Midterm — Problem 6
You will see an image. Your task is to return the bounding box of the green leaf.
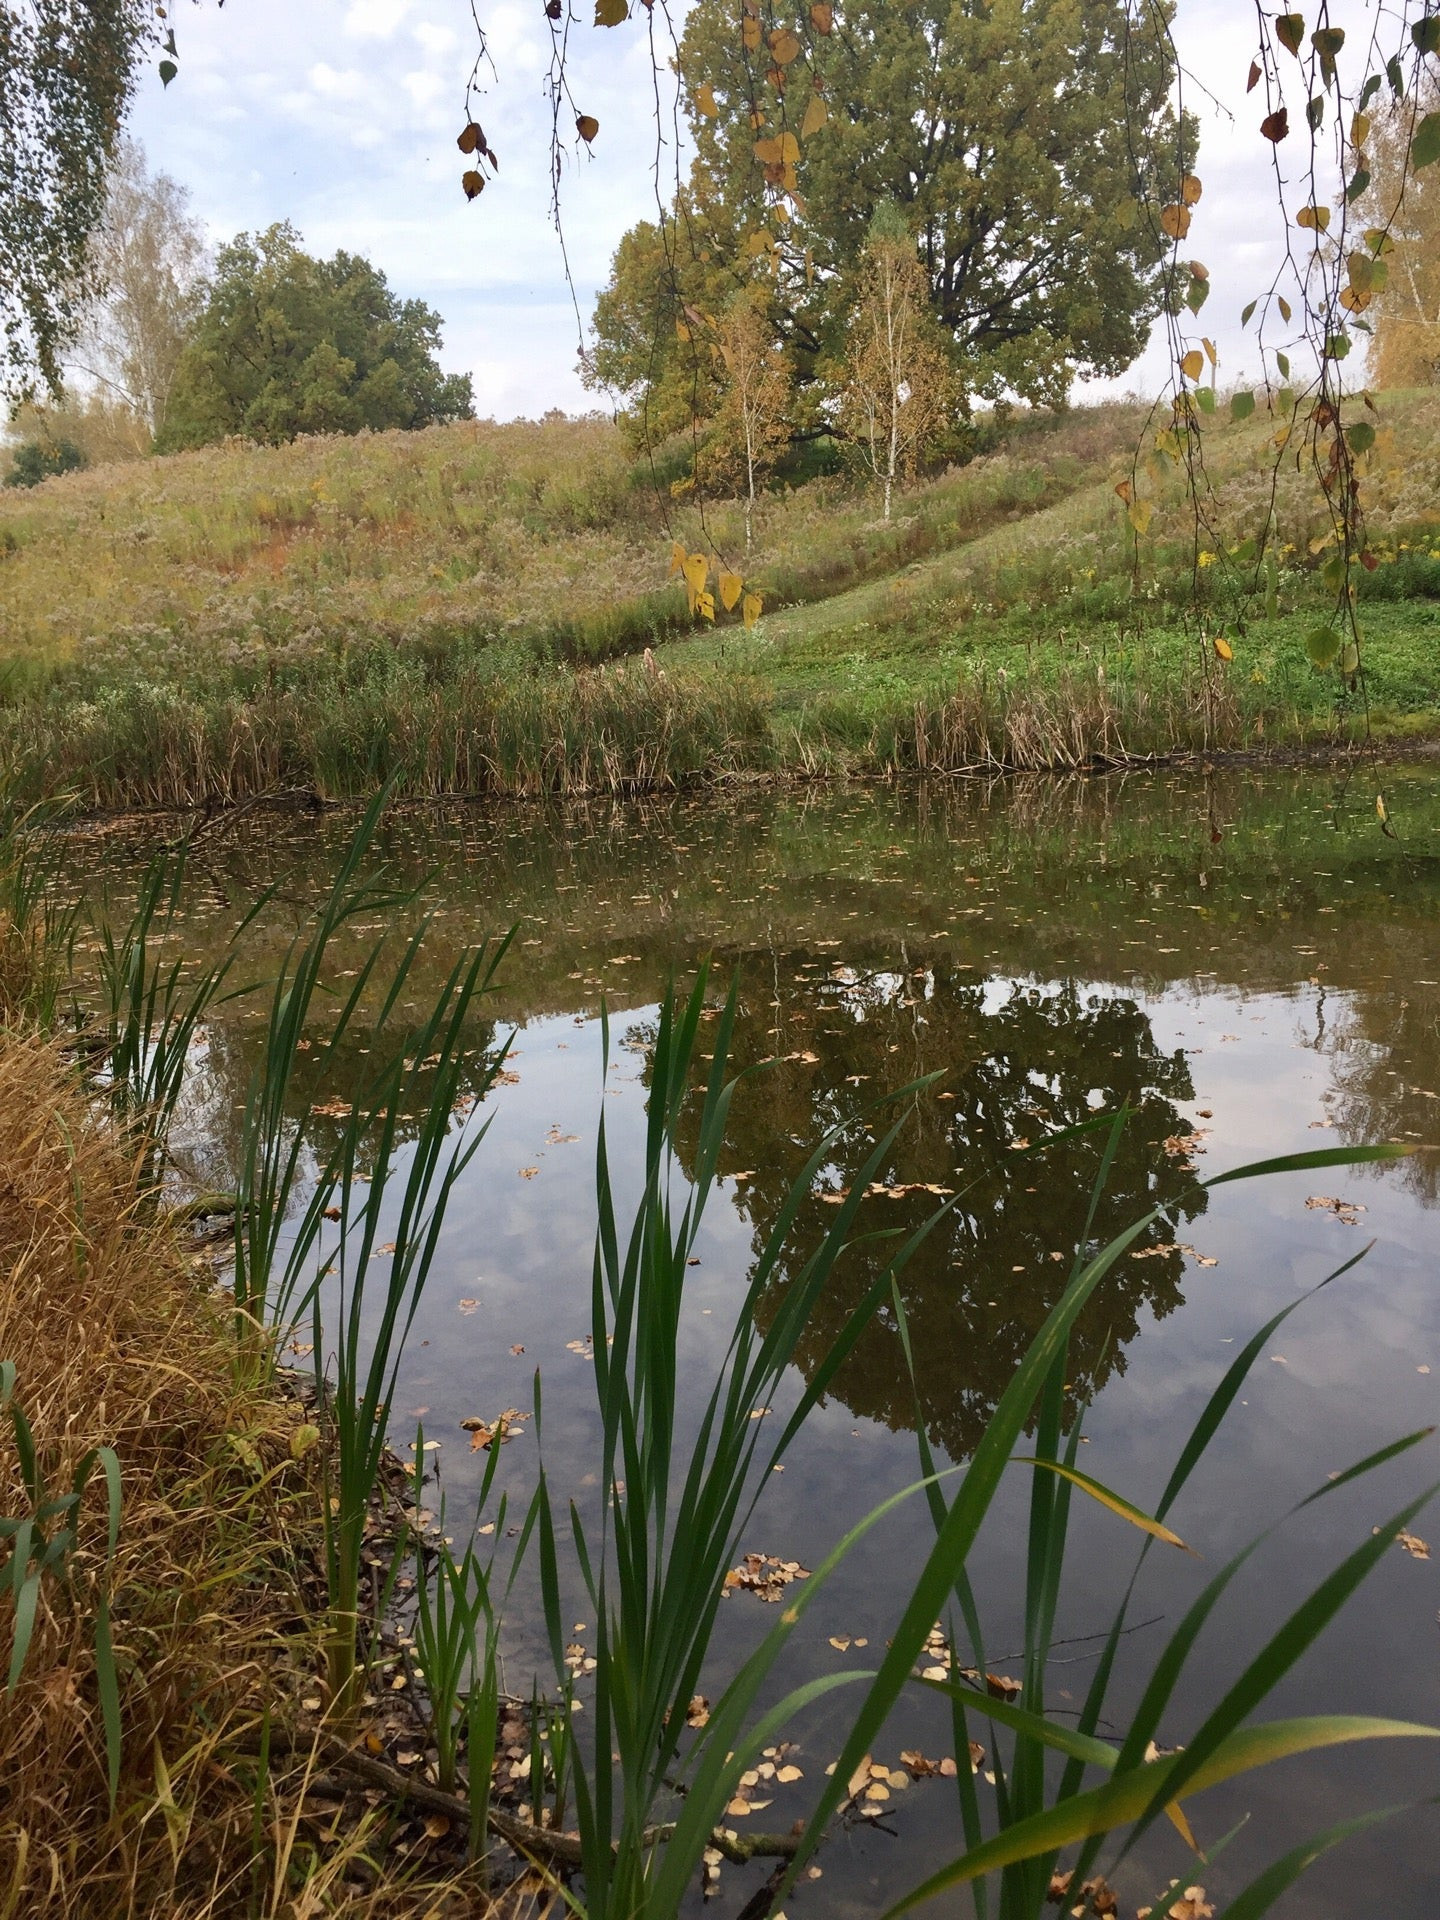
[1340,641,1360,677]
[1306,626,1342,669]
[1346,166,1371,202]
[1276,350,1290,378]
[1231,390,1255,422]
[1358,73,1382,112]
[158,59,177,87]
[1412,16,1440,56]
[1241,299,1257,326]
[1347,420,1376,454]
[1413,113,1440,171]
[882,1717,1440,1914]
[1010,1457,1191,1550]
[1275,13,1305,57]
[1195,384,1216,414]
[1306,93,1325,132]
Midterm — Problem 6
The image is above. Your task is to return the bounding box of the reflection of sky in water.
[67,772,1440,1915]
[372,981,1439,1920]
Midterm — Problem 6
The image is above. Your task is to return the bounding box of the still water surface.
[81,768,1440,1917]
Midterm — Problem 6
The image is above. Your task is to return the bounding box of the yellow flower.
[1197,550,1216,568]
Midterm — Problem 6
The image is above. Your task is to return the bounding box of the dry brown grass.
[0,1034,501,1918]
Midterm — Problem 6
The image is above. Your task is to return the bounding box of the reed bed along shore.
[0,643,1411,813]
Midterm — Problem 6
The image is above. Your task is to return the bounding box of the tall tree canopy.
[591,0,1189,440]
[0,1,158,402]
[72,139,210,449]
[158,224,474,450]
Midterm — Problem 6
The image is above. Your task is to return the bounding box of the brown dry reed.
[0,1029,498,1919]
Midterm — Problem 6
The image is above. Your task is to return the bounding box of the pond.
[73,766,1440,1918]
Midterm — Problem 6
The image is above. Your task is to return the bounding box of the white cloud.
[344,0,413,40]
[308,64,368,101]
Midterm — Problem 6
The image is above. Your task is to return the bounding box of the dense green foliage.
[591,0,1189,446]
[0,1,157,401]
[4,435,86,489]
[157,224,474,451]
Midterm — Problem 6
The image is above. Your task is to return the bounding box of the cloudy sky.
[127,0,1329,420]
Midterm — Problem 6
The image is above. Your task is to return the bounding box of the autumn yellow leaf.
[681,551,708,612]
[575,113,599,143]
[810,1,834,31]
[1295,204,1331,232]
[753,131,800,165]
[1213,635,1234,661]
[1127,498,1154,535]
[742,591,764,629]
[718,569,744,611]
[696,590,716,622]
[1113,477,1132,504]
[801,93,828,138]
[695,83,718,117]
[742,14,761,49]
[768,26,802,63]
[1179,349,1204,382]
[1159,203,1192,239]
[1180,173,1203,205]
[668,540,686,578]
[1202,336,1217,366]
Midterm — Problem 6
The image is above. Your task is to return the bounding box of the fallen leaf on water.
[776,1763,803,1783]
[519,1167,540,1180]
[458,1299,479,1314]
[723,1552,811,1602]
[1138,1890,1214,1920]
[686,1694,710,1728]
[510,1344,525,1355]
[1046,1870,1118,1915]
[1380,1528,1431,1560]
[1306,1194,1366,1225]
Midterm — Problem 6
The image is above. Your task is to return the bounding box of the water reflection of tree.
[665,960,1208,1459]
[1299,979,1440,1205]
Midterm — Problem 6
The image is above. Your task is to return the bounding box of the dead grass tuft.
[0,1035,496,1917]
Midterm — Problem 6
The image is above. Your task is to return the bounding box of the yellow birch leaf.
[754,135,783,165]
[1202,336,1217,366]
[1180,173,1203,205]
[810,1,833,31]
[696,590,716,622]
[1295,204,1331,232]
[801,93,828,138]
[682,551,709,601]
[1127,499,1154,536]
[1113,478,1132,504]
[669,540,687,578]
[768,27,802,63]
[594,0,628,23]
[1159,203,1192,239]
[742,591,764,629]
[742,15,761,49]
[719,569,744,611]
[695,84,718,117]
[1179,349,1204,381]
[1213,635,1234,661]
[575,114,599,143]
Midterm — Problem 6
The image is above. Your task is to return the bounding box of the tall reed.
[525,991,1437,1920]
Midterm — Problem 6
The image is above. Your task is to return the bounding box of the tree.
[708,292,793,547]
[0,2,160,402]
[1355,70,1440,388]
[157,224,475,450]
[593,0,1188,432]
[71,140,210,449]
[839,206,954,518]
[4,432,86,489]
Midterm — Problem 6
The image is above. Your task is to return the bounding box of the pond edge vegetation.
[1,789,1438,1919]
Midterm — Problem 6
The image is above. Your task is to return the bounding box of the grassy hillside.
[1,393,1438,805]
